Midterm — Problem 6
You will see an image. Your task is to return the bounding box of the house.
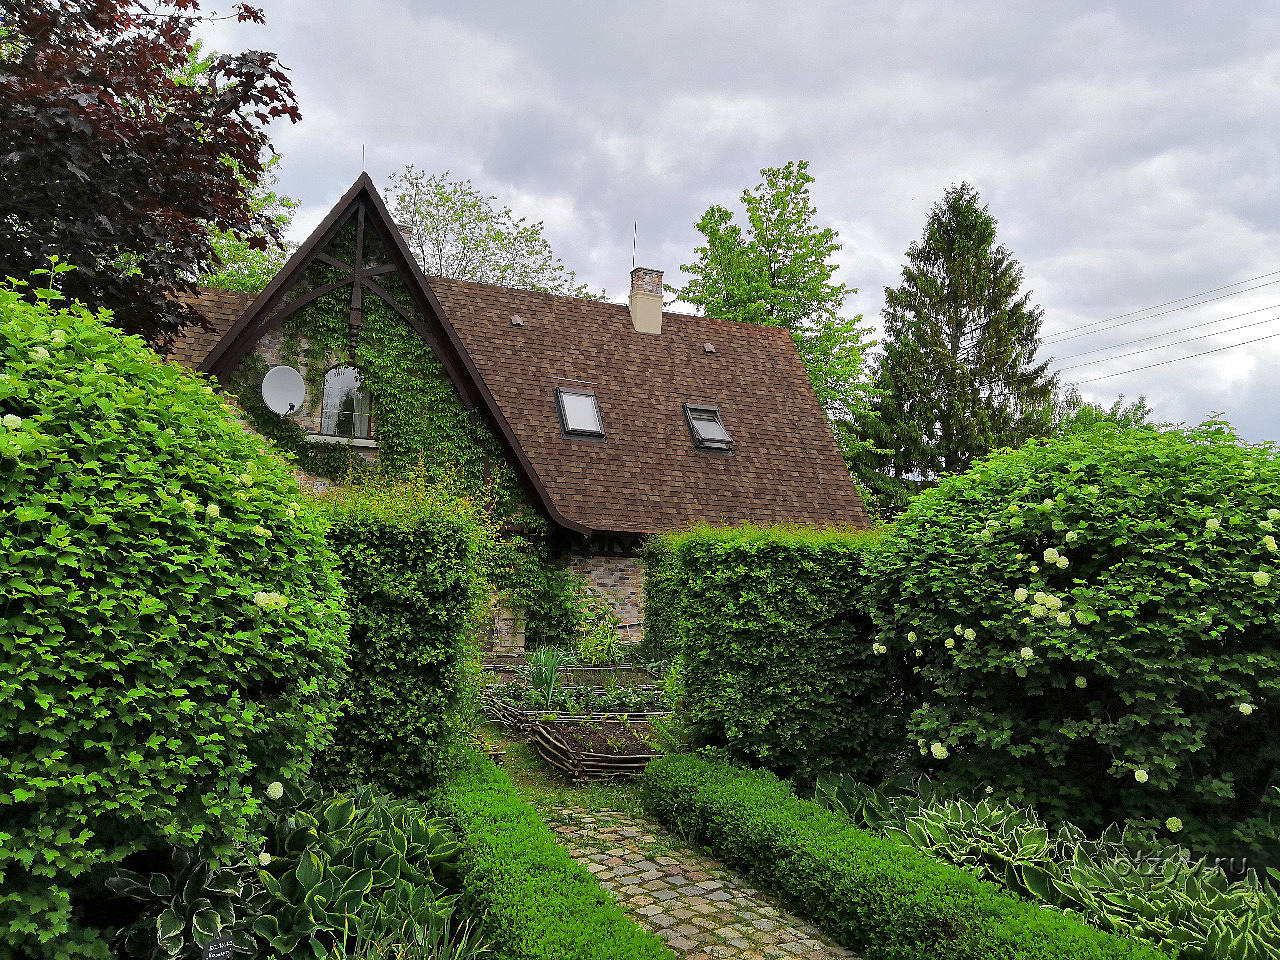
[170,174,869,648]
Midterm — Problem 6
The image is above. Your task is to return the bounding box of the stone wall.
[569,553,645,642]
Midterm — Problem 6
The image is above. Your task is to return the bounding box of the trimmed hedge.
[433,755,672,960]
[317,476,489,794]
[1,282,349,958]
[642,524,897,782]
[640,754,1164,960]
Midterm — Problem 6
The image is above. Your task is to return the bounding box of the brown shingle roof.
[169,289,252,369]
[425,277,868,533]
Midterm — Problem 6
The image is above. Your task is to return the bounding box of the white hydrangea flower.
[1056,612,1071,626]
[1065,531,1078,543]
[1205,517,1220,531]
[258,851,273,866]
[1165,817,1183,833]
[1045,594,1062,610]
[1043,547,1060,563]
[1265,536,1278,553]
[1261,520,1276,532]
[252,525,271,538]
[1014,587,1029,602]
[1254,571,1272,588]
[1043,498,1054,507]
[872,642,887,655]
[1,414,21,430]
[1008,505,1021,514]
[205,503,220,518]
[1031,604,1047,618]
[1268,508,1280,521]
[1030,564,1040,573]
[985,785,993,794]
[930,742,949,760]
[1134,769,1149,784]
[907,631,917,643]
[237,473,253,487]
[265,781,284,800]
[954,624,964,636]
[285,508,296,519]
[914,649,923,657]
[49,329,66,344]
[963,628,976,641]
[1238,703,1255,716]
[253,591,287,612]
[944,637,955,649]
[32,345,49,360]
[920,746,928,755]
[1056,556,1069,569]
[1075,676,1088,689]
[181,499,198,516]
[1020,646,1035,660]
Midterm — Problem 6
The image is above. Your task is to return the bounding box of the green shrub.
[434,755,672,960]
[643,524,898,782]
[106,782,484,959]
[316,475,489,794]
[636,537,681,660]
[641,754,1163,960]
[866,422,1280,840]
[815,775,1280,959]
[0,279,349,958]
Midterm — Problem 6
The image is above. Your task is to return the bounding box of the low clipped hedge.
[434,755,672,960]
[317,476,489,794]
[642,524,897,782]
[640,754,1164,960]
[1,281,349,958]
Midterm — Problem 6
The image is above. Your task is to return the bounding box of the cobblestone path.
[542,804,855,959]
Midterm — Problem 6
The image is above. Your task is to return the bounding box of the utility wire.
[1052,302,1280,364]
[1073,330,1280,383]
[1058,313,1280,372]
[1043,278,1280,345]
[1041,268,1280,343]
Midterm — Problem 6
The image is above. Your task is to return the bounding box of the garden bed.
[481,694,669,733]
[482,658,659,686]
[530,718,663,781]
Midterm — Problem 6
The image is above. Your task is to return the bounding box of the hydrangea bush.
[867,422,1280,842]
[0,279,349,958]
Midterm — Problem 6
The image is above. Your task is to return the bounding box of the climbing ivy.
[230,214,580,627]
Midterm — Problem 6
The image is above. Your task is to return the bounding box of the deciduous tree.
[0,0,299,343]
[388,166,600,299]
[673,161,877,452]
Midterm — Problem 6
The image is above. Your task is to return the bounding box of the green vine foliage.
[229,214,580,636]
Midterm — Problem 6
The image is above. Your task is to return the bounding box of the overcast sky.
[205,1,1280,440]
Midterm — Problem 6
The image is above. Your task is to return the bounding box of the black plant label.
[203,938,234,960]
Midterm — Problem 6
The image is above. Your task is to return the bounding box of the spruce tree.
[870,182,1055,486]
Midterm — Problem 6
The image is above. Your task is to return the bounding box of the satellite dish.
[261,365,305,416]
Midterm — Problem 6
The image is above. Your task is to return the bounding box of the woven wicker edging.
[481,696,670,733]
[530,719,663,781]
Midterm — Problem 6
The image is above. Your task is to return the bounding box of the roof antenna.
[361,144,366,172]
[632,220,637,270]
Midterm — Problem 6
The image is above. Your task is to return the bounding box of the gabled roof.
[172,174,869,535]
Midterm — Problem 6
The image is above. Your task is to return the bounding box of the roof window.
[684,403,732,451]
[556,387,605,439]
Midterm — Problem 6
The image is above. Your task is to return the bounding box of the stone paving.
[542,804,856,959]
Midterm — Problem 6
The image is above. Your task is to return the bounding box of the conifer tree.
[867,182,1055,488]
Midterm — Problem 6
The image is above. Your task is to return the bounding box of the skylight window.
[684,403,732,451]
[556,387,605,439]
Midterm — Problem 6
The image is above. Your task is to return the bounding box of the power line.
[1041,268,1280,343]
[1050,302,1280,362]
[1043,278,1280,346]
[1055,307,1280,370]
[1073,330,1280,383]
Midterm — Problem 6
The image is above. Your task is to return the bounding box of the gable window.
[556,387,605,439]
[684,403,732,451]
[321,366,373,439]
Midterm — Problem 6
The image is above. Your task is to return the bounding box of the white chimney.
[629,266,663,335]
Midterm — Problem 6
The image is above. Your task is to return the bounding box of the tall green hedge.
[434,755,672,960]
[641,754,1164,960]
[317,476,489,794]
[0,280,349,959]
[643,524,897,783]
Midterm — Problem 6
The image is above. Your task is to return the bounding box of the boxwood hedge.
[434,755,672,960]
[0,281,349,958]
[640,754,1164,960]
[641,524,898,783]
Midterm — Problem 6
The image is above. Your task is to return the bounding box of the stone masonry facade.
[569,553,646,641]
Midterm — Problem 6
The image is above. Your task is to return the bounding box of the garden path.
[542,803,855,960]
[483,723,854,959]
